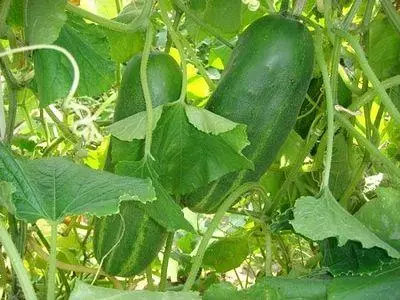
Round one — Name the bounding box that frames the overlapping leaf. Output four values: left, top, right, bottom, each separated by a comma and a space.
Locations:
290, 188, 400, 258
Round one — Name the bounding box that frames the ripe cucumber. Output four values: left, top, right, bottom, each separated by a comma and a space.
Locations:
183, 14, 315, 213
93, 52, 182, 276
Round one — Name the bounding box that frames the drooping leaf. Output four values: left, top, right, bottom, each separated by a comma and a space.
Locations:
203, 236, 249, 272
115, 160, 194, 232
185, 104, 237, 134
355, 187, 400, 251
151, 103, 253, 194
107, 105, 164, 141
290, 188, 400, 258
320, 238, 393, 276
26, 0, 67, 44
33, 15, 115, 106
0, 143, 155, 222
69, 281, 201, 300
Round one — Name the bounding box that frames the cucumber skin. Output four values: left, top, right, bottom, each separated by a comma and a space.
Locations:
93, 52, 182, 277
183, 14, 315, 213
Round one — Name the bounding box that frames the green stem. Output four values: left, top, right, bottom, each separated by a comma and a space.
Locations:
44, 107, 78, 144
380, 0, 400, 34
0, 223, 37, 300
47, 222, 58, 300
159, 232, 174, 291
146, 266, 155, 291
335, 29, 400, 124
183, 182, 264, 291
65, 2, 148, 33
315, 31, 335, 189
172, 0, 234, 49
335, 113, 400, 179
159, 0, 187, 103
267, 116, 325, 214
260, 222, 272, 276
140, 22, 154, 160
165, 10, 183, 54
280, 0, 290, 13
42, 137, 65, 157
5, 88, 17, 144
0, 0, 11, 34
114, 0, 121, 13
350, 75, 400, 111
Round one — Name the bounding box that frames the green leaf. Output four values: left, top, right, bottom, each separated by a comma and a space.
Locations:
203, 236, 249, 272
204, 278, 329, 300
0, 181, 15, 215
369, 15, 400, 80
0, 143, 155, 222
209, 44, 232, 70
115, 160, 194, 232
107, 105, 164, 141
203, 0, 242, 35
151, 103, 253, 194
328, 262, 400, 300
185, 104, 237, 134
70, 281, 201, 300
320, 238, 393, 276
290, 189, 400, 258
26, 0, 67, 44
103, 3, 145, 63
355, 187, 400, 251
329, 132, 352, 199
33, 15, 115, 106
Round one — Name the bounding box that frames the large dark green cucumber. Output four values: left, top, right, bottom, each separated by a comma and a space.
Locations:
93, 52, 182, 277
183, 14, 315, 213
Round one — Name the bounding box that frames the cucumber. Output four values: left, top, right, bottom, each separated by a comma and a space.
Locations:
183, 14, 314, 213
93, 52, 182, 276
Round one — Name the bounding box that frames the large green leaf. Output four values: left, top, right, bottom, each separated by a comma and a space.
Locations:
327, 262, 400, 300
151, 103, 252, 194
33, 15, 115, 106
26, 0, 67, 44
290, 189, 400, 258
70, 281, 201, 300
355, 187, 400, 251
203, 236, 249, 272
115, 160, 194, 232
0, 143, 155, 222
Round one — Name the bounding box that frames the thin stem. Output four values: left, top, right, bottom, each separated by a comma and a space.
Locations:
315, 31, 335, 188
293, 0, 307, 16
350, 75, 400, 111
335, 112, 400, 179
335, 29, 400, 124
4, 88, 17, 143
172, 0, 234, 49
114, 0, 121, 13
65, 2, 148, 33
0, 224, 37, 300
159, 231, 174, 291
45, 107, 78, 144
141, 22, 154, 160
159, 0, 187, 103
165, 10, 183, 53
183, 182, 264, 291
146, 266, 155, 291
28, 237, 106, 276
380, 0, 400, 34
46, 222, 58, 300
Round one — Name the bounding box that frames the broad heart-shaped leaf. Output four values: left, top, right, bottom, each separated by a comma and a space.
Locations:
203, 236, 249, 272
107, 105, 164, 141
70, 281, 201, 300
151, 103, 253, 194
184, 104, 237, 134
0, 143, 155, 222
33, 15, 115, 107
355, 187, 400, 251
115, 159, 194, 232
26, 0, 67, 44
290, 189, 400, 258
